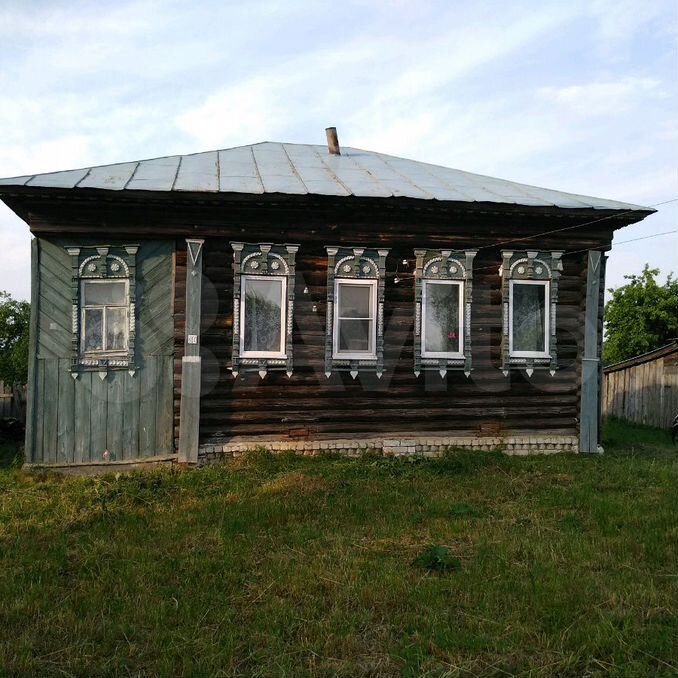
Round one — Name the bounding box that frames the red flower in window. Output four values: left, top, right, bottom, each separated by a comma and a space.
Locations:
448, 331, 457, 340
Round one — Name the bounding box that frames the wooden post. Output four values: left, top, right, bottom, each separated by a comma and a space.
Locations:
580, 250, 602, 453
178, 239, 204, 463
24, 238, 40, 464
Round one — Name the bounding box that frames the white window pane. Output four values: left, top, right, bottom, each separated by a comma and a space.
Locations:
106, 307, 128, 351
243, 278, 283, 352
424, 283, 461, 353
338, 319, 372, 353
338, 283, 371, 318
84, 281, 126, 306
512, 284, 546, 352
83, 308, 103, 351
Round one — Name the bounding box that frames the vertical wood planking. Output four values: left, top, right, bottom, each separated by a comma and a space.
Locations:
90, 374, 108, 461
139, 356, 158, 457
30, 237, 176, 466
42, 360, 59, 464
155, 356, 174, 454
122, 370, 140, 460
56, 358, 75, 463
579, 250, 602, 453
178, 239, 204, 462
107, 371, 124, 460
25, 238, 41, 463
33, 361, 45, 464
602, 345, 678, 429
73, 372, 92, 463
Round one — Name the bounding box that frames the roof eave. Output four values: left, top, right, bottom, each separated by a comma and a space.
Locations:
0, 183, 656, 224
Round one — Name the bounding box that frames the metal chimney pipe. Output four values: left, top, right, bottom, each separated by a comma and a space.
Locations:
325, 127, 340, 155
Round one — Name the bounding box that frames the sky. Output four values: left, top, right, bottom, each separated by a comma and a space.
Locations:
0, 0, 676, 301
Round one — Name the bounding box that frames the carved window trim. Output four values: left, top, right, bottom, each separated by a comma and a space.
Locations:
65, 244, 139, 376
414, 249, 477, 378
230, 242, 299, 379
500, 249, 563, 376
325, 246, 389, 379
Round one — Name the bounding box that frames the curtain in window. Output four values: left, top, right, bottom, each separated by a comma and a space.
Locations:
424, 283, 460, 354
512, 284, 546, 352
243, 278, 282, 353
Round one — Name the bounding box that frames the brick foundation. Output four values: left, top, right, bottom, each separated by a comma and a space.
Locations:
198, 434, 578, 464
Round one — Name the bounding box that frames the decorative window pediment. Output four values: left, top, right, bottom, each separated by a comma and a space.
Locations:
325, 246, 389, 379
500, 250, 563, 376
230, 242, 299, 379
414, 249, 477, 378
65, 245, 138, 375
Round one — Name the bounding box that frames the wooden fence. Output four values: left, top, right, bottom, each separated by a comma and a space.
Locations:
602, 343, 678, 429
0, 382, 27, 423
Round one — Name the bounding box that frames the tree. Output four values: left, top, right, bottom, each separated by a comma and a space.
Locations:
603, 266, 678, 365
0, 291, 30, 385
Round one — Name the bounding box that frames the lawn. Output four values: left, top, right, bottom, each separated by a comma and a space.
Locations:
0, 419, 676, 678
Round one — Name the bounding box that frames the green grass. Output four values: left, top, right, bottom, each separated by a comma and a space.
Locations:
0, 419, 676, 677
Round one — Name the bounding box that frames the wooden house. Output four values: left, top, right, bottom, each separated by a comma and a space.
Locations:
0, 129, 655, 468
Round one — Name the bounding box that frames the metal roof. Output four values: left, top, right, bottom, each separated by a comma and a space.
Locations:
0, 141, 653, 212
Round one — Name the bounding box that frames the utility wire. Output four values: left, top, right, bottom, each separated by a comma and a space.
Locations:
392, 197, 678, 278
466, 197, 678, 273
562, 229, 678, 259
473, 197, 678, 252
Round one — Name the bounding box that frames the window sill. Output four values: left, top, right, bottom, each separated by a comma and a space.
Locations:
422, 352, 465, 359
509, 352, 550, 359
240, 352, 287, 359
332, 352, 377, 360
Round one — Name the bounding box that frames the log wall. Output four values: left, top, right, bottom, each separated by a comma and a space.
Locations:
1, 190, 626, 451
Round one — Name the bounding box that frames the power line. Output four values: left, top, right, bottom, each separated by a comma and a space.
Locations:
466, 197, 678, 273
562, 229, 678, 259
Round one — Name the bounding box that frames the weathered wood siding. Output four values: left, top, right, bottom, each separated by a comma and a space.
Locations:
0, 383, 26, 421
27, 237, 175, 464
168, 212, 597, 444
2, 191, 626, 450
602, 345, 678, 429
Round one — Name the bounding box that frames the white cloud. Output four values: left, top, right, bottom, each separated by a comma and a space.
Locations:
0, 211, 31, 300
539, 77, 663, 117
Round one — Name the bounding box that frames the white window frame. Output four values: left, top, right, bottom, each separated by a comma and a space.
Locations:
509, 279, 550, 358
421, 279, 465, 359
239, 274, 287, 359
80, 278, 129, 357
333, 278, 378, 360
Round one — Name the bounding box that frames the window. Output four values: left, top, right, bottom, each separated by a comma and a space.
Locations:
333, 279, 377, 358
81, 280, 129, 356
324, 246, 389, 378
65, 245, 138, 372
500, 250, 562, 375
413, 249, 476, 377
241, 275, 286, 357
230, 242, 299, 378
422, 280, 463, 357
509, 280, 549, 356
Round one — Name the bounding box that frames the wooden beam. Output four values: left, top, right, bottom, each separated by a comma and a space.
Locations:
178, 238, 204, 463
24, 238, 40, 464
580, 250, 602, 453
